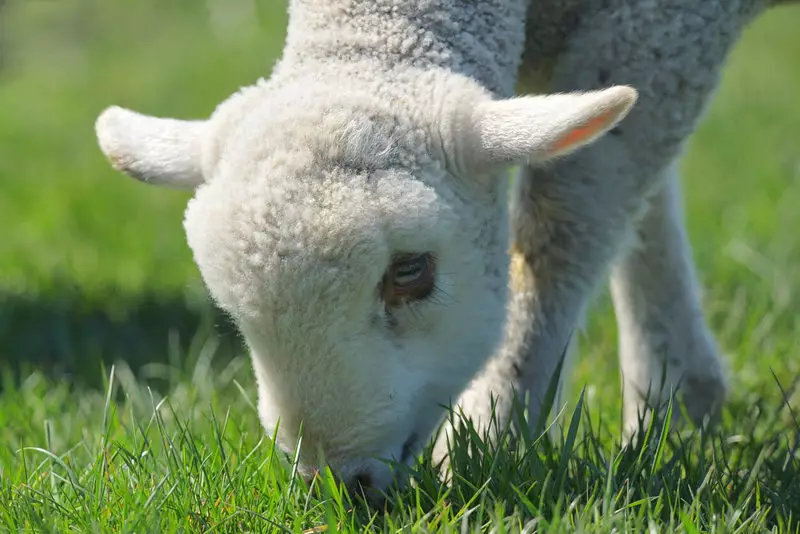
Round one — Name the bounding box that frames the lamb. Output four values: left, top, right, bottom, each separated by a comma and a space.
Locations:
94, 0, 635, 499
93, 0, 795, 500
444, 0, 799, 452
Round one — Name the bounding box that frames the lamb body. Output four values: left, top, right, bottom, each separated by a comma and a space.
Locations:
95, 0, 797, 498
449, 0, 799, 449
95, 0, 635, 497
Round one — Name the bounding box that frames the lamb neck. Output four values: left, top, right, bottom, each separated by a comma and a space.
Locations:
279, 0, 530, 98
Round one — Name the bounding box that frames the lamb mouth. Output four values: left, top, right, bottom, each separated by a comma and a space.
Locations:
400, 433, 419, 463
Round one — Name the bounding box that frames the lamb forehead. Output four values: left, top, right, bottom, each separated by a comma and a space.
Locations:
184, 161, 449, 318
203, 81, 432, 179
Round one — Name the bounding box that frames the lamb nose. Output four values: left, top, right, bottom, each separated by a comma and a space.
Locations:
347, 472, 374, 497
354, 472, 374, 489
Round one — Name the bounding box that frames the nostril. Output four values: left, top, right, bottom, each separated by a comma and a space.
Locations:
353, 472, 373, 490
400, 433, 418, 463
346, 471, 374, 499
346, 470, 394, 506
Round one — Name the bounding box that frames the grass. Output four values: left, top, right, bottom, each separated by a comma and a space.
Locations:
1, 0, 799, 531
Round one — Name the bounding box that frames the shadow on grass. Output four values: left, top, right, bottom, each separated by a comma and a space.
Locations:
0, 286, 244, 391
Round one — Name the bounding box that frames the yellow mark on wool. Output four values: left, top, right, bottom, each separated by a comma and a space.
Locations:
508, 244, 535, 293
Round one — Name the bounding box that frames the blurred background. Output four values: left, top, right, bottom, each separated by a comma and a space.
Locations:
0, 0, 799, 410
0, 0, 290, 386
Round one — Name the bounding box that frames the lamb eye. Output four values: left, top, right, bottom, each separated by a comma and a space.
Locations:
382, 253, 436, 306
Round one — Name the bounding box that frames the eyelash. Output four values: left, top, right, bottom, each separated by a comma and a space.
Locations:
383, 281, 454, 331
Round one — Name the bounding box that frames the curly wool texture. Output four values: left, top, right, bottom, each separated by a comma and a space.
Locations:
95, 0, 641, 492
94, 0, 798, 493
443, 0, 798, 459
277, 0, 528, 97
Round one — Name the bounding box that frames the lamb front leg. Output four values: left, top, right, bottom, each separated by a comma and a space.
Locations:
611, 164, 727, 438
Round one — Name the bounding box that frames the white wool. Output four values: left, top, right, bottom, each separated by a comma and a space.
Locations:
91, 0, 800, 493
442, 0, 798, 458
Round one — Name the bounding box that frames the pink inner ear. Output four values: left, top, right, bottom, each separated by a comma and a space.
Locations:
548, 108, 618, 154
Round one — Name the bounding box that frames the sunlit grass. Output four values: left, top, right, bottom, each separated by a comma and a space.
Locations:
1, 1, 799, 531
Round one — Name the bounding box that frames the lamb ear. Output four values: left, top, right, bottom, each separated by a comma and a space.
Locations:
467, 85, 638, 170
95, 106, 208, 189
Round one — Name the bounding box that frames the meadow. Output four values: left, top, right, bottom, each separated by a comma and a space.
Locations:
1, 1, 799, 531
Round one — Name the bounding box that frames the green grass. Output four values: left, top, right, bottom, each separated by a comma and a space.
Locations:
1, 1, 799, 531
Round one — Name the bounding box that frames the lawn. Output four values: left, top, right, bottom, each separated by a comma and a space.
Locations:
1, 1, 799, 531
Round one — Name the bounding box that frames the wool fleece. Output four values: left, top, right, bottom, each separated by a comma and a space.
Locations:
95, 0, 636, 497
